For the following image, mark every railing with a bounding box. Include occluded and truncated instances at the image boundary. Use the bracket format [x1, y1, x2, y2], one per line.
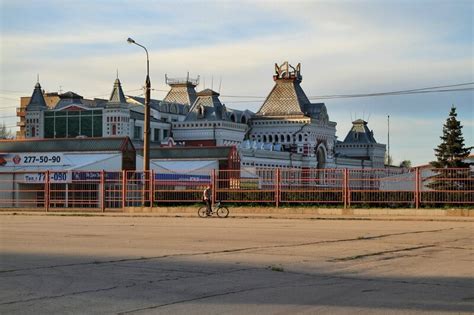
[0, 167, 472, 210]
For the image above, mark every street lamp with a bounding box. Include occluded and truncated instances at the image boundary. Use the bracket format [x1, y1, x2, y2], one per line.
[127, 37, 151, 205]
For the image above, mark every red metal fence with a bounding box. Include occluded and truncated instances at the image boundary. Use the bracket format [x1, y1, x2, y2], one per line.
[0, 167, 472, 210]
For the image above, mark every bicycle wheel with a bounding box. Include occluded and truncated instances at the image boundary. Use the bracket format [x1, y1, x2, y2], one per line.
[198, 207, 208, 218]
[217, 206, 229, 218]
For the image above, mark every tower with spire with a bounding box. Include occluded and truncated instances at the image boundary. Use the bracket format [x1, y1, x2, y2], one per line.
[25, 80, 48, 138]
[103, 76, 131, 137]
[334, 119, 386, 168]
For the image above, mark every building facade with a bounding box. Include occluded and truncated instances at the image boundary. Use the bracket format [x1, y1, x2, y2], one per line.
[240, 62, 337, 169]
[16, 62, 386, 170]
[17, 76, 191, 147]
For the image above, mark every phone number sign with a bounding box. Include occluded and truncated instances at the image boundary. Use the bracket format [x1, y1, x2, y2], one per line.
[0, 153, 65, 167]
[22, 171, 71, 183]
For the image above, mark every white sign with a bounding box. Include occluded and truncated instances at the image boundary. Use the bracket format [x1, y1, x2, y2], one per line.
[0, 153, 65, 167]
[22, 171, 71, 184]
[17, 153, 64, 166]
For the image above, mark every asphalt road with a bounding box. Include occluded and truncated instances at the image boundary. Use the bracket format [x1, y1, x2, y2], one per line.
[1, 214, 473, 314]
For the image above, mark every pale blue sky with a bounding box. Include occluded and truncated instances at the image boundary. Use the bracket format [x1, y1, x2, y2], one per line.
[0, 0, 472, 165]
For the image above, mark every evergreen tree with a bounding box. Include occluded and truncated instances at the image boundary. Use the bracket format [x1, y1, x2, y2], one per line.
[431, 106, 470, 168]
[428, 106, 471, 192]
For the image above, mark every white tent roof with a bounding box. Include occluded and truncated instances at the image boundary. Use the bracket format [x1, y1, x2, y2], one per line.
[150, 160, 218, 175]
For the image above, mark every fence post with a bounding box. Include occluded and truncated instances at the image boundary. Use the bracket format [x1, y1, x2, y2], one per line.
[45, 170, 49, 212]
[343, 169, 347, 209]
[101, 170, 105, 212]
[275, 168, 280, 208]
[346, 169, 351, 208]
[415, 167, 420, 209]
[122, 170, 126, 209]
[211, 169, 216, 207]
[150, 170, 155, 207]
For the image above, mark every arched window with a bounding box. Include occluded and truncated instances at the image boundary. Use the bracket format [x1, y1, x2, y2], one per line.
[170, 104, 177, 114]
[263, 135, 267, 142]
[112, 124, 117, 135]
[280, 134, 284, 142]
[241, 115, 247, 124]
[298, 134, 302, 142]
[287, 134, 291, 142]
[230, 114, 236, 122]
[268, 135, 273, 142]
[31, 126, 36, 137]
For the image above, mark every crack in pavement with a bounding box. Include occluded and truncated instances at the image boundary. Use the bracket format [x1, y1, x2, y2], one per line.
[328, 245, 436, 262]
[0, 267, 258, 306]
[0, 227, 455, 274]
[0, 285, 120, 306]
[117, 265, 472, 315]
[116, 282, 293, 315]
[117, 279, 346, 314]
[283, 269, 473, 289]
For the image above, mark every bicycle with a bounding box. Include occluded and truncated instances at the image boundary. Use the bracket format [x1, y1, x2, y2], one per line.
[198, 201, 229, 218]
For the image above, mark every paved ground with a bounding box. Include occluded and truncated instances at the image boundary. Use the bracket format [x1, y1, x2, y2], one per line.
[1, 214, 473, 314]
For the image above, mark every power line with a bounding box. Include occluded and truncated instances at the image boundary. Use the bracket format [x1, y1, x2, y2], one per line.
[307, 82, 474, 99]
[219, 85, 474, 103]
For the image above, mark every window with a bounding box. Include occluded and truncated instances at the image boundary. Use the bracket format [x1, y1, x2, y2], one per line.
[154, 128, 161, 142]
[112, 124, 117, 135]
[134, 125, 141, 139]
[163, 129, 169, 138]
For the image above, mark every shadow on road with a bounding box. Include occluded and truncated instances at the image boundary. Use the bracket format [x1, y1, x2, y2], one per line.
[1, 251, 473, 314]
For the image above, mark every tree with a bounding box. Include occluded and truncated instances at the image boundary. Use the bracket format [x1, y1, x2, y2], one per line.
[399, 160, 412, 168]
[431, 106, 470, 168]
[0, 122, 13, 139]
[428, 106, 471, 192]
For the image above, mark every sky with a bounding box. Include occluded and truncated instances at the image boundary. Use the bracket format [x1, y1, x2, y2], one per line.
[0, 0, 472, 166]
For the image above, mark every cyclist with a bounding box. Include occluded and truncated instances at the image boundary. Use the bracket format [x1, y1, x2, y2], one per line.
[203, 185, 212, 216]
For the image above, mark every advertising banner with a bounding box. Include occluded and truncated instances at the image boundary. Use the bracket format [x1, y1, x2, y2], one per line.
[0, 153, 65, 167]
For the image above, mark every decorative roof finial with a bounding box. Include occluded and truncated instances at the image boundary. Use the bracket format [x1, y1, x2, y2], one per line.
[116, 69, 119, 79]
[37, 73, 39, 83]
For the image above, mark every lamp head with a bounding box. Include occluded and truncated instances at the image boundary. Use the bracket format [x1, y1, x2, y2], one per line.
[127, 37, 135, 44]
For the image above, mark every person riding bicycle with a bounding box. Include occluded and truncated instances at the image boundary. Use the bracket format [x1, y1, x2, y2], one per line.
[203, 185, 212, 216]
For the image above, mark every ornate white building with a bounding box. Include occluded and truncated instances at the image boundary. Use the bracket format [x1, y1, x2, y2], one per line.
[18, 62, 386, 170]
[20, 76, 190, 146]
[241, 62, 337, 169]
[172, 86, 253, 146]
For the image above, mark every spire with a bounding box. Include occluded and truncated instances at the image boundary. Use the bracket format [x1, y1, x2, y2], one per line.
[109, 77, 127, 103]
[256, 61, 309, 116]
[26, 80, 47, 111]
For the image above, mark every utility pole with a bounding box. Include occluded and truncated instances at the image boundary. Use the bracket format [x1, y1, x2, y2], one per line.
[387, 115, 391, 165]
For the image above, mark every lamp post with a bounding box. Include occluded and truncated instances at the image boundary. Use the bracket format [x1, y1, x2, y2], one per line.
[127, 37, 151, 206]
